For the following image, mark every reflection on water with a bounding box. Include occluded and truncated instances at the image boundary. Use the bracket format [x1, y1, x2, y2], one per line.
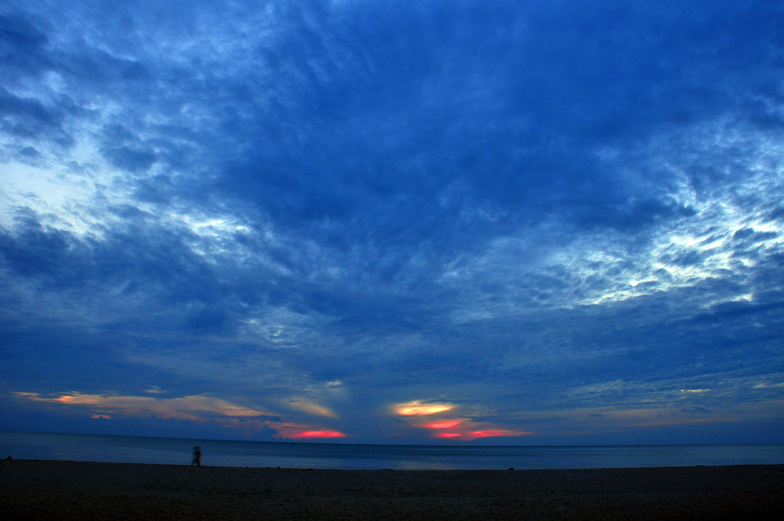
[1, 430, 783, 470]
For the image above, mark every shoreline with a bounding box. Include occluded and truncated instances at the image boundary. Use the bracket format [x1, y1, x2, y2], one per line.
[2, 460, 783, 520]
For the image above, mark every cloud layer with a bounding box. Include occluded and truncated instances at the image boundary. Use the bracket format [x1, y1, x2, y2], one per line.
[1, 0, 783, 444]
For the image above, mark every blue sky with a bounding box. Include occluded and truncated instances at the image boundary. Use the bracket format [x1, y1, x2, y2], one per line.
[1, 0, 783, 445]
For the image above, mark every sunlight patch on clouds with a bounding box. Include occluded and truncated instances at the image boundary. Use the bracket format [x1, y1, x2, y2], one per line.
[392, 400, 531, 440]
[393, 400, 455, 416]
[15, 391, 271, 422]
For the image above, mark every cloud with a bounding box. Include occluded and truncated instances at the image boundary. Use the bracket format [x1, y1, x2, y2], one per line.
[284, 398, 338, 419]
[14, 390, 348, 440]
[15, 391, 271, 421]
[393, 400, 455, 416]
[416, 417, 531, 441]
[215, 417, 348, 439]
[288, 430, 347, 439]
[0, 13, 51, 81]
[1, 0, 784, 444]
[391, 400, 532, 441]
[682, 406, 711, 414]
[422, 420, 462, 429]
[0, 88, 63, 138]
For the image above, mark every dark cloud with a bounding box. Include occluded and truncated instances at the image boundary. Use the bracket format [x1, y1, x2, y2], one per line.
[576, 198, 697, 232]
[0, 13, 51, 79]
[103, 146, 157, 173]
[0, 209, 78, 283]
[682, 407, 711, 414]
[0, 89, 64, 138]
[57, 46, 150, 85]
[17, 145, 41, 159]
[733, 228, 778, 243]
[174, 0, 774, 259]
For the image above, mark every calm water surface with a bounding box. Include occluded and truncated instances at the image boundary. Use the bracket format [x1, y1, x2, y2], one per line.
[2, 431, 783, 470]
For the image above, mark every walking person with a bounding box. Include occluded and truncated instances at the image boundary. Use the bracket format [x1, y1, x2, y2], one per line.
[191, 446, 202, 466]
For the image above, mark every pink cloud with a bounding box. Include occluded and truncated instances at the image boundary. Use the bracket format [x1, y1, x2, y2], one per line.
[288, 430, 348, 439]
[388, 404, 532, 441]
[423, 419, 463, 429]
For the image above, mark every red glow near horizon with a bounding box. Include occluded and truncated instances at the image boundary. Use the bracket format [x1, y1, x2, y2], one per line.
[289, 430, 347, 439]
[469, 430, 516, 438]
[431, 428, 528, 440]
[423, 420, 462, 429]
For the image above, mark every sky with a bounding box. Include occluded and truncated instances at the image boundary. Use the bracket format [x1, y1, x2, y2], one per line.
[1, 0, 783, 446]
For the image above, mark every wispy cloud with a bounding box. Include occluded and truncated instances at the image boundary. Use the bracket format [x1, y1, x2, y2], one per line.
[14, 391, 347, 439]
[15, 392, 271, 421]
[284, 398, 339, 419]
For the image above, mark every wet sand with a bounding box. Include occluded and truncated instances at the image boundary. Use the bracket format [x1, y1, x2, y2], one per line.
[1, 460, 783, 520]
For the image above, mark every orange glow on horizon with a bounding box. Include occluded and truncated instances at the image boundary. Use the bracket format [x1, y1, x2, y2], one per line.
[423, 420, 462, 429]
[436, 433, 462, 438]
[289, 430, 348, 439]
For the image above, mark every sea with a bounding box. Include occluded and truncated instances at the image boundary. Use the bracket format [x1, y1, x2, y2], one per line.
[2, 431, 783, 470]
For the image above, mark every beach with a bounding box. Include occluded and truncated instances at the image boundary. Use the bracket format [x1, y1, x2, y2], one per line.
[1, 460, 782, 520]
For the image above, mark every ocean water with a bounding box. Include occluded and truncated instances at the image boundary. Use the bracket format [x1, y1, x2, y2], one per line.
[2, 430, 783, 470]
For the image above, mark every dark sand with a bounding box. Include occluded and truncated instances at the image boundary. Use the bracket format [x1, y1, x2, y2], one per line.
[1, 460, 783, 520]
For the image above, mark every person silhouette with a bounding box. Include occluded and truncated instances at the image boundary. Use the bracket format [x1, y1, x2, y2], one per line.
[191, 446, 202, 466]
